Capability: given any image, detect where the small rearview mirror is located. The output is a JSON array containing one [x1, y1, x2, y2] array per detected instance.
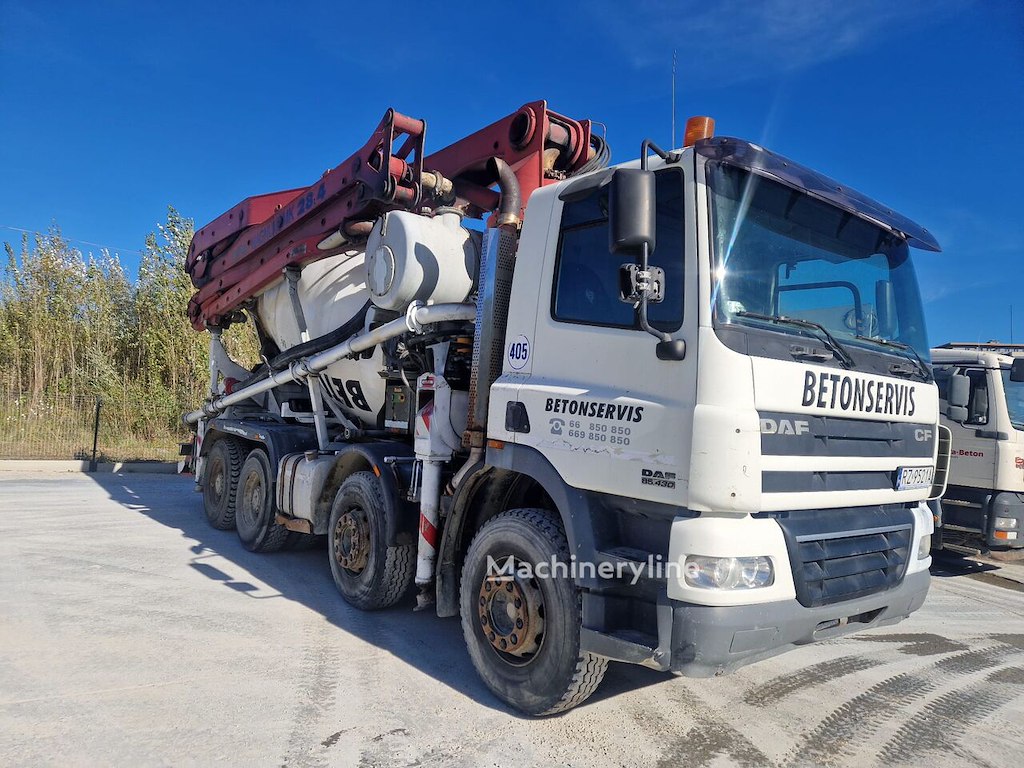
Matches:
[[608, 168, 656, 255], [946, 405, 968, 422], [1011, 358, 1024, 383], [948, 373, 970, 408]]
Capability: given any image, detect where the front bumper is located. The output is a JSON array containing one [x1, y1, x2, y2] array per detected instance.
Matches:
[[581, 569, 930, 676], [939, 491, 1024, 550], [989, 492, 1024, 549], [666, 568, 929, 676], [581, 502, 933, 675]]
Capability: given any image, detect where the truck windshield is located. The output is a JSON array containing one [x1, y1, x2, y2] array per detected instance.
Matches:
[[707, 163, 930, 362], [1002, 369, 1024, 430]]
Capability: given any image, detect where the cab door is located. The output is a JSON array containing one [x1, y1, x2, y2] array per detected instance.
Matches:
[[945, 367, 999, 491], [511, 164, 699, 507]]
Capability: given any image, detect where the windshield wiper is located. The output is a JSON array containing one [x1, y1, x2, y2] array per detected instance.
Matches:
[[735, 311, 856, 368], [854, 335, 931, 380]]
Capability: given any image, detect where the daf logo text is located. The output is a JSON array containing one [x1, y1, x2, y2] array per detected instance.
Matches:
[[760, 418, 810, 436]]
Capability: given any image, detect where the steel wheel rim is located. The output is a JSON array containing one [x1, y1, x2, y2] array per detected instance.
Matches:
[[477, 556, 546, 666], [239, 470, 263, 529], [334, 506, 370, 574], [209, 458, 225, 503]]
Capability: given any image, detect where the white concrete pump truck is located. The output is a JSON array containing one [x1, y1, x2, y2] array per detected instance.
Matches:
[[183, 102, 949, 715], [930, 342, 1024, 553]]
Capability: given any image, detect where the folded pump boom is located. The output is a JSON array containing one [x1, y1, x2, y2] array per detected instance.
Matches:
[[185, 101, 602, 331]]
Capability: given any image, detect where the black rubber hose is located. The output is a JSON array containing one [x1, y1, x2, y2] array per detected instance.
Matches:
[[575, 134, 610, 176], [268, 301, 371, 369]]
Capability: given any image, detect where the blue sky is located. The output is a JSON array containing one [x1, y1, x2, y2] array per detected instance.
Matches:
[[1, 0, 1021, 344]]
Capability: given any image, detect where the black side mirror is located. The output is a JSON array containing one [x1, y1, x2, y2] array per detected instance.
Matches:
[[608, 168, 656, 255], [946, 373, 970, 421], [1011, 358, 1024, 383], [948, 373, 970, 407], [875, 280, 896, 337]]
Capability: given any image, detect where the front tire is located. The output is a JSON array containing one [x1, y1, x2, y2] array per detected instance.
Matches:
[[328, 472, 414, 610], [235, 449, 289, 553], [460, 507, 608, 716], [203, 438, 243, 530]]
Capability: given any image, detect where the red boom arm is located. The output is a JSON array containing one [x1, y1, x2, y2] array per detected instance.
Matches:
[[186, 101, 596, 330]]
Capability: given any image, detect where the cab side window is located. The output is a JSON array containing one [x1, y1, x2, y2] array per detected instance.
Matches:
[[552, 168, 684, 332], [965, 369, 989, 425]]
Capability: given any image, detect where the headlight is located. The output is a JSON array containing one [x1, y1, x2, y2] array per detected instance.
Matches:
[[994, 517, 1019, 530], [917, 534, 931, 559], [684, 555, 774, 589]]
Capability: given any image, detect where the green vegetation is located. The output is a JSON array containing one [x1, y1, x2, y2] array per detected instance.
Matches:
[[0, 208, 258, 461]]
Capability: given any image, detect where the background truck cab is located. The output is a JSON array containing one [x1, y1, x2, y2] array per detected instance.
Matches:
[[932, 342, 1024, 551]]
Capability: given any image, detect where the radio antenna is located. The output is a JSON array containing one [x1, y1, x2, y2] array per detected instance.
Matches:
[[671, 49, 677, 149]]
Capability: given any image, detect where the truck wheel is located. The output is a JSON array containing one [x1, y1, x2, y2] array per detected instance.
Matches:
[[459, 507, 608, 716], [328, 471, 413, 610], [203, 438, 242, 530], [235, 449, 289, 553]]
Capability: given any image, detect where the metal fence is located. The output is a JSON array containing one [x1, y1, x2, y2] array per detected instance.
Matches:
[[0, 391, 188, 463]]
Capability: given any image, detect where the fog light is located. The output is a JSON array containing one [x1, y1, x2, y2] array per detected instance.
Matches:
[[684, 556, 774, 589], [917, 534, 931, 559], [994, 517, 1019, 529]]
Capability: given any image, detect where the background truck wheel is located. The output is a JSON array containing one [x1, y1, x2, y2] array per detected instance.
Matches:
[[459, 507, 608, 716], [203, 437, 242, 530], [328, 471, 413, 610], [235, 448, 289, 553]]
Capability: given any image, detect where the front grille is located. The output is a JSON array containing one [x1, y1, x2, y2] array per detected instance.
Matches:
[[758, 411, 935, 459], [770, 505, 914, 608], [795, 527, 911, 606]]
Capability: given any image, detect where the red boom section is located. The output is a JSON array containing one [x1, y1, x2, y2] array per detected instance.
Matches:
[[186, 101, 594, 330]]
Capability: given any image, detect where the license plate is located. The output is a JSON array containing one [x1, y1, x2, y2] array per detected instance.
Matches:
[[896, 465, 934, 491]]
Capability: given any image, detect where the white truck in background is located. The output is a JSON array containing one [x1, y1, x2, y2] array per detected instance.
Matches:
[[183, 103, 948, 715], [931, 342, 1024, 553]]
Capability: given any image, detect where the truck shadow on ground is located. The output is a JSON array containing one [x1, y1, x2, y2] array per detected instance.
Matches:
[[929, 551, 1000, 578], [89, 473, 668, 716], [929, 551, 1024, 593]]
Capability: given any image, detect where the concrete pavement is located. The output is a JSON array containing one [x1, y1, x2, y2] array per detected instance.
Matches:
[[1, 473, 1022, 767]]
